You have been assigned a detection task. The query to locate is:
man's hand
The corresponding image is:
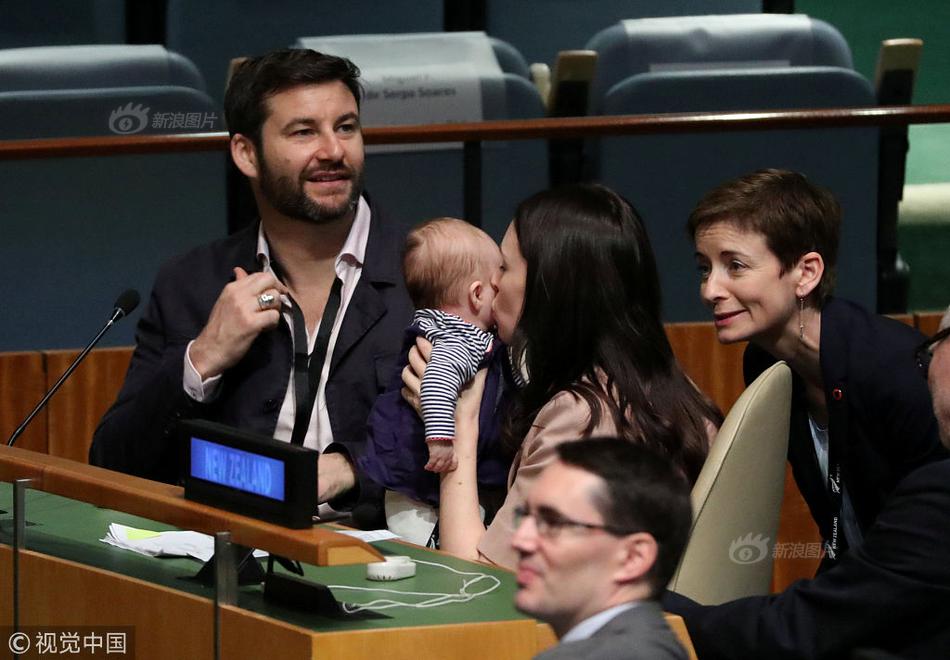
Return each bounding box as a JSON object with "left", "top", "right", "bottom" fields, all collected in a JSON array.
[
  {"left": 190, "top": 267, "right": 287, "bottom": 380},
  {"left": 318, "top": 451, "right": 357, "bottom": 503},
  {"left": 425, "top": 440, "right": 458, "bottom": 473}
]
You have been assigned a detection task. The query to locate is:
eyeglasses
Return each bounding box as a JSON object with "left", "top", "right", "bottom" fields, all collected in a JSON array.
[
  {"left": 512, "top": 504, "right": 633, "bottom": 539},
  {"left": 916, "top": 326, "right": 950, "bottom": 377}
]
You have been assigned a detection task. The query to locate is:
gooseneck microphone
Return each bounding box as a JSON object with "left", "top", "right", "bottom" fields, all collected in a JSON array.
[{"left": 6, "top": 289, "right": 140, "bottom": 447}]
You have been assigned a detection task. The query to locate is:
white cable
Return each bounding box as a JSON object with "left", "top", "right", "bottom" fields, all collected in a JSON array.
[{"left": 326, "top": 557, "right": 502, "bottom": 614}]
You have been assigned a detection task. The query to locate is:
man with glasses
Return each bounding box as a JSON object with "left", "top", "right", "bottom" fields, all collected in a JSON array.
[
  {"left": 666, "top": 307, "right": 950, "bottom": 658},
  {"left": 512, "top": 438, "right": 691, "bottom": 659}
]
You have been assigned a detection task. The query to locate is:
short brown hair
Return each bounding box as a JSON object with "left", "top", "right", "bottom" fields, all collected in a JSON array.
[
  {"left": 224, "top": 48, "right": 361, "bottom": 147},
  {"left": 687, "top": 169, "right": 840, "bottom": 303},
  {"left": 402, "top": 218, "right": 497, "bottom": 310},
  {"left": 557, "top": 438, "right": 691, "bottom": 598}
]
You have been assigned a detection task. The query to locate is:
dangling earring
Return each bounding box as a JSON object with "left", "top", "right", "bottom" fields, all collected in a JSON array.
[{"left": 798, "top": 296, "right": 806, "bottom": 341}]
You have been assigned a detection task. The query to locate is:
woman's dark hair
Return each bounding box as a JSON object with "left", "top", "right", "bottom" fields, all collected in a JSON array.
[{"left": 504, "top": 184, "right": 721, "bottom": 484}]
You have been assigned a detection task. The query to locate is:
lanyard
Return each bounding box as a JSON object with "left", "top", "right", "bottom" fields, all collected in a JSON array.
[
  {"left": 824, "top": 459, "right": 843, "bottom": 561},
  {"left": 286, "top": 277, "right": 343, "bottom": 447},
  {"left": 822, "top": 385, "right": 848, "bottom": 562},
  {"left": 808, "top": 414, "right": 845, "bottom": 562}
]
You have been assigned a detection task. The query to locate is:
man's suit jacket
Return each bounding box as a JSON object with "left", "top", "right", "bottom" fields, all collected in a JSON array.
[
  {"left": 664, "top": 459, "right": 950, "bottom": 659},
  {"left": 744, "top": 297, "right": 946, "bottom": 548},
  {"left": 537, "top": 601, "right": 688, "bottom": 660},
  {"left": 89, "top": 198, "right": 413, "bottom": 524}
]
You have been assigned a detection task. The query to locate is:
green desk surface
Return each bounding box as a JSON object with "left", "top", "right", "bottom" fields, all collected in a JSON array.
[{"left": 0, "top": 483, "right": 528, "bottom": 632}]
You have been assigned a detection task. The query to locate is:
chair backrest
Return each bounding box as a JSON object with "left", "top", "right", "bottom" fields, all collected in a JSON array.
[
  {"left": 596, "top": 66, "right": 878, "bottom": 321},
  {"left": 0, "top": 45, "right": 206, "bottom": 92},
  {"left": 485, "top": 0, "right": 760, "bottom": 68},
  {"left": 165, "top": 0, "right": 444, "bottom": 103},
  {"left": 0, "top": 45, "right": 220, "bottom": 139},
  {"left": 668, "top": 361, "right": 792, "bottom": 604},
  {"left": 587, "top": 16, "right": 875, "bottom": 321},
  {"left": 588, "top": 14, "right": 853, "bottom": 111}
]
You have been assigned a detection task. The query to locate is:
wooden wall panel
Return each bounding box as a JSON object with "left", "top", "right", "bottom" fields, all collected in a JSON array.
[
  {"left": 0, "top": 351, "right": 47, "bottom": 453},
  {"left": 771, "top": 466, "right": 822, "bottom": 591},
  {"left": 44, "top": 346, "right": 132, "bottom": 463},
  {"left": 915, "top": 311, "right": 946, "bottom": 337},
  {"left": 666, "top": 322, "right": 747, "bottom": 414}
]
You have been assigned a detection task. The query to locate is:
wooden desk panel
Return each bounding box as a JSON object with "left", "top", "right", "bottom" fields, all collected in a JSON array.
[
  {"left": 303, "top": 620, "right": 540, "bottom": 660},
  {"left": 0, "top": 548, "right": 10, "bottom": 627},
  {"left": 1, "top": 447, "right": 382, "bottom": 567},
  {"left": 0, "top": 546, "right": 546, "bottom": 660},
  {"left": 0, "top": 486, "right": 548, "bottom": 660},
  {"left": 12, "top": 548, "right": 212, "bottom": 659},
  {"left": 0, "top": 351, "right": 47, "bottom": 453}
]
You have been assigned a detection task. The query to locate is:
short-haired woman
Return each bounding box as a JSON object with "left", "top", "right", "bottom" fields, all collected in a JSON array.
[{"left": 690, "top": 168, "right": 946, "bottom": 564}]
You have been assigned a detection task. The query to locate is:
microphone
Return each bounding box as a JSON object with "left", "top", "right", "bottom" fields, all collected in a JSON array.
[{"left": 6, "top": 289, "right": 140, "bottom": 447}]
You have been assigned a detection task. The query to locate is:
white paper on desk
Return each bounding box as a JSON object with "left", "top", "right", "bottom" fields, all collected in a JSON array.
[
  {"left": 336, "top": 529, "right": 401, "bottom": 543},
  {"left": 101, "top": 523, "right": 267, "bottom": 562}
]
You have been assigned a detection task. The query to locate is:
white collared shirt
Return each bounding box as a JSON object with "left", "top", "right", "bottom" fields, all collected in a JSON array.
[
  {"left": 183, "top": 197, "right": 371, "bottom": 513},
  {"left": 560, "top": 602, "right": 639, "bottom": 644}
]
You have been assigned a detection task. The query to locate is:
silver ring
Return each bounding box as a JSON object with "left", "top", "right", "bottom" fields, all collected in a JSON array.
[{"left": 257, "top": 292, "right": 275, "bottom": 311}]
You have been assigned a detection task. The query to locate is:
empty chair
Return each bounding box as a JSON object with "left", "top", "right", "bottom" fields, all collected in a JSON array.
[
  {"left": 0, "top": 45, "right": 220, "bottom": 138},
  {"left": 485, "top": 0, "right": 760, "bottom": 69},
  {"left": 588, "top": 15, "right": 878, "bottom": 320},
  {"left": 668, "top": 362, "right": 792, "bottom": 604},
  {"left": 0, "top": 44, "right": 205, "bottom": 91},
  {"left": 295, "top": 32, "right": 547, "bottom": 240},
  {"left": 166, "top": 0, "right": 443, "bottom": 103},
  {"left": 588, "top": 13, "right": 854, "bottom": 110}
]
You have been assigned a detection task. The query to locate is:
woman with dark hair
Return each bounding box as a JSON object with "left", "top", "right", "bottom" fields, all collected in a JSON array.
[
  {"left": 406, "top": 183, "right": 721, "bottom": 568},
  {"left": 690, "top": 168, "right": 946, "bottom": 565}
]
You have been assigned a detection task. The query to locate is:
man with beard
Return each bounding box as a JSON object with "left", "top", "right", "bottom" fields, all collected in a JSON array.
[{"left": 90, "top": 49, "right": 413, "bottom": 526}]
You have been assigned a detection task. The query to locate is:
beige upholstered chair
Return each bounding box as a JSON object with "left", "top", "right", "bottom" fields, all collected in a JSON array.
[{"left": 668, "top": 361, "right": 792, "bottom": 604}]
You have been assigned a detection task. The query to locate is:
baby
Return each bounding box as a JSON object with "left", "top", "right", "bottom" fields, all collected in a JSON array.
[
  {"left": 404, "top": 217, "right": 501, "bottom": 471},
  {"left": 359, "top": 217, "right": 509, "bottom": 544}
]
